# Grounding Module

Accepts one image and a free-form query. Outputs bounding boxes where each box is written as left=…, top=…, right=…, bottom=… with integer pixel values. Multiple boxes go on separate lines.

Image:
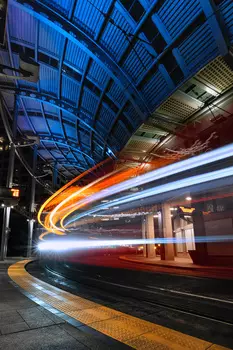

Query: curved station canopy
left=0, top=0, right=233, bottom=180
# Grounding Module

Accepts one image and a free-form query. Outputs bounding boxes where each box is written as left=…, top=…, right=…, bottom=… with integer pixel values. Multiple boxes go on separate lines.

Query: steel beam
left=12, top=0, right=148, bottom=121
left=0, top=85, right=116, bottom=155
left=0, top=95, right=19, bottom=260
left=199, top=0, right=229, bottom=56
left=27, top=144, right=37, bottom=257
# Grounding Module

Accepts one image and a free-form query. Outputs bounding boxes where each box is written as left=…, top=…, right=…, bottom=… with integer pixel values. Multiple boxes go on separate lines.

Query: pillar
left=0, top=96, right=18, bottom=260
left=27, top=144, right=37, bottom=257
left=145, top=214, right=155, bottom=258
left=161, top=203, right=174, bottom=260
left=192, top=209, right=207, bottom=264
left=141, top=217, right=146, bottom=257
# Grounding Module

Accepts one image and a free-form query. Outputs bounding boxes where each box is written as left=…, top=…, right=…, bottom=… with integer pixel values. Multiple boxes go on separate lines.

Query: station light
left=11, top=188, right=20, bottom=198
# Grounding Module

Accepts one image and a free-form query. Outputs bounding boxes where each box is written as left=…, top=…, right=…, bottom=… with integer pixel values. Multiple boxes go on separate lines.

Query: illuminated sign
left=179, top=206, right=195, bottom=214
left=11, top=188, right=20, bottom=197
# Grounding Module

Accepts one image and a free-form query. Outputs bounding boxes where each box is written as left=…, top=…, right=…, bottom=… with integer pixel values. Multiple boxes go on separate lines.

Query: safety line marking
left=8, top=260, right=229, bottom=350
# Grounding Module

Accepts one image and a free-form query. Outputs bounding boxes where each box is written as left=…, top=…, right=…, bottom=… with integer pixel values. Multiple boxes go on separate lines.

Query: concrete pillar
left=192, top=209, right=207, bottom=264
left=145, top=214, right=155, bottom=258
left=141, top=217, right=146, bottom=257
left=161, top=203, right=174, bottom=260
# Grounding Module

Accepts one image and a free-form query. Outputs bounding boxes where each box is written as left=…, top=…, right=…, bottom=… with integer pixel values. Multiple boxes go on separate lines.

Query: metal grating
left=196, top=56, right=233, bottom=93
left=157, top=97, right=198, bottom=121
left=126, top=139, right=154, bottom=152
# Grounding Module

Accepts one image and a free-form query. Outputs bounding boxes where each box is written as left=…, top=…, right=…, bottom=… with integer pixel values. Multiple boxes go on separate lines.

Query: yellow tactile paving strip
left=8, top=260, right=229, bottom=350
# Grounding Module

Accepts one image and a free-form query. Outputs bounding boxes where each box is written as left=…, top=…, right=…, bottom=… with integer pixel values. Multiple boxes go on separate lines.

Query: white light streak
left=64, top=143, right=233, bottom=227
left=67, top=165, right=233, bottom=225
left=38, top=235, right=233, bottom=252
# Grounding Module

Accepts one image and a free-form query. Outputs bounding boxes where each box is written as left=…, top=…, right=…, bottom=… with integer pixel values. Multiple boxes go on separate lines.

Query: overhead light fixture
left=186, top=196, right=192, bottom=201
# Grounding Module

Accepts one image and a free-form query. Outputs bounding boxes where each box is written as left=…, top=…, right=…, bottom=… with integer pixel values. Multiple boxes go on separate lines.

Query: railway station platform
left=119, top=255, right=233, bottom=280
left=0, top=259, right=230, bottom=350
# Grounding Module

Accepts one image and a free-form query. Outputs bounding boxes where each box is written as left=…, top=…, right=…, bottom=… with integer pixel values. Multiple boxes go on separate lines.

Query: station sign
left=11, top=188, right=20, bottom=197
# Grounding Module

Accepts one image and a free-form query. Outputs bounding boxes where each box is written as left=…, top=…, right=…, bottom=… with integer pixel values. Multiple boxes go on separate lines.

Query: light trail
left=65, top=165, right=233, bottom=226
left=38, top=143, right=233, bottom=236
left=49, top=168, right=121, bottom=232
left=62, top=143, right=233, bottom=227
left=37, top=235, right=233, bottom=252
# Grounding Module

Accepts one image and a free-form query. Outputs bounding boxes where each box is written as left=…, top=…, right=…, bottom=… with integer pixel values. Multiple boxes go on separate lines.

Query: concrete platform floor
left=0, top=259, right=129, bottom=350
left=5, top=259, right=230, bottom=350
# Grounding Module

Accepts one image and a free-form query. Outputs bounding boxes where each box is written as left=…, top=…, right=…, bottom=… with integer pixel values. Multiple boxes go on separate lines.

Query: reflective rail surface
left=8, top=260, right=229, bottom=350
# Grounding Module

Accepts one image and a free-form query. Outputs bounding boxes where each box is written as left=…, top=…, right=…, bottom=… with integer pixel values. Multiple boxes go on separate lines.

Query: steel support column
left=27, top=144, right=37, bottom=258
left=52, top=161, right=58, bottom=190
left=0, top=96, right=19, bottom=260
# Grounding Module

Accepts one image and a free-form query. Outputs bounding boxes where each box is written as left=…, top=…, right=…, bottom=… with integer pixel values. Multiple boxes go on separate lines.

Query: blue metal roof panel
left=107, top=81, right=126, bottom=106
left=29, top=116, right=49, bottom=133
left=42, top=103, right=59, bottom=117
left=81, top=88, right=99, bottom=115
left=124, top=103, right=141, bottom=129
left=178, top=22, right=218, bottom=72
left=61, top=75, right=80, bottom=105
left=73, top=0, right=111, bottom=38
left=98, top=104, right=115, bottom=127
left=141, top=70, right=169, bottom=111
left=8, top=5, right=36, bottom=46
left=122, top=41, right=153, bottom=84
left=40, top=65, right=59, bottom=96
left=220, top=0, right=233, bottom=43
left=87, top=61, right=109, bottom=88
left=39, top=22, right=65, bottom=58
left=42, top=0, right=74, bottom=16
left=2, top=0, right=233, bottom=178
left=65, top=41, right=88, bottom=73
left=64, top=124, right=77, bottom=141
left=17, top=114, right=32, bottom=133
left=100, top=7, right=133, bottom=61
left=61, top=110, right=77, bottom=124
left=46, top=119, right=63, bottom=137
left=21, top=97, right=41, bottom=112
left=158, top=0, right=202, bottom=39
